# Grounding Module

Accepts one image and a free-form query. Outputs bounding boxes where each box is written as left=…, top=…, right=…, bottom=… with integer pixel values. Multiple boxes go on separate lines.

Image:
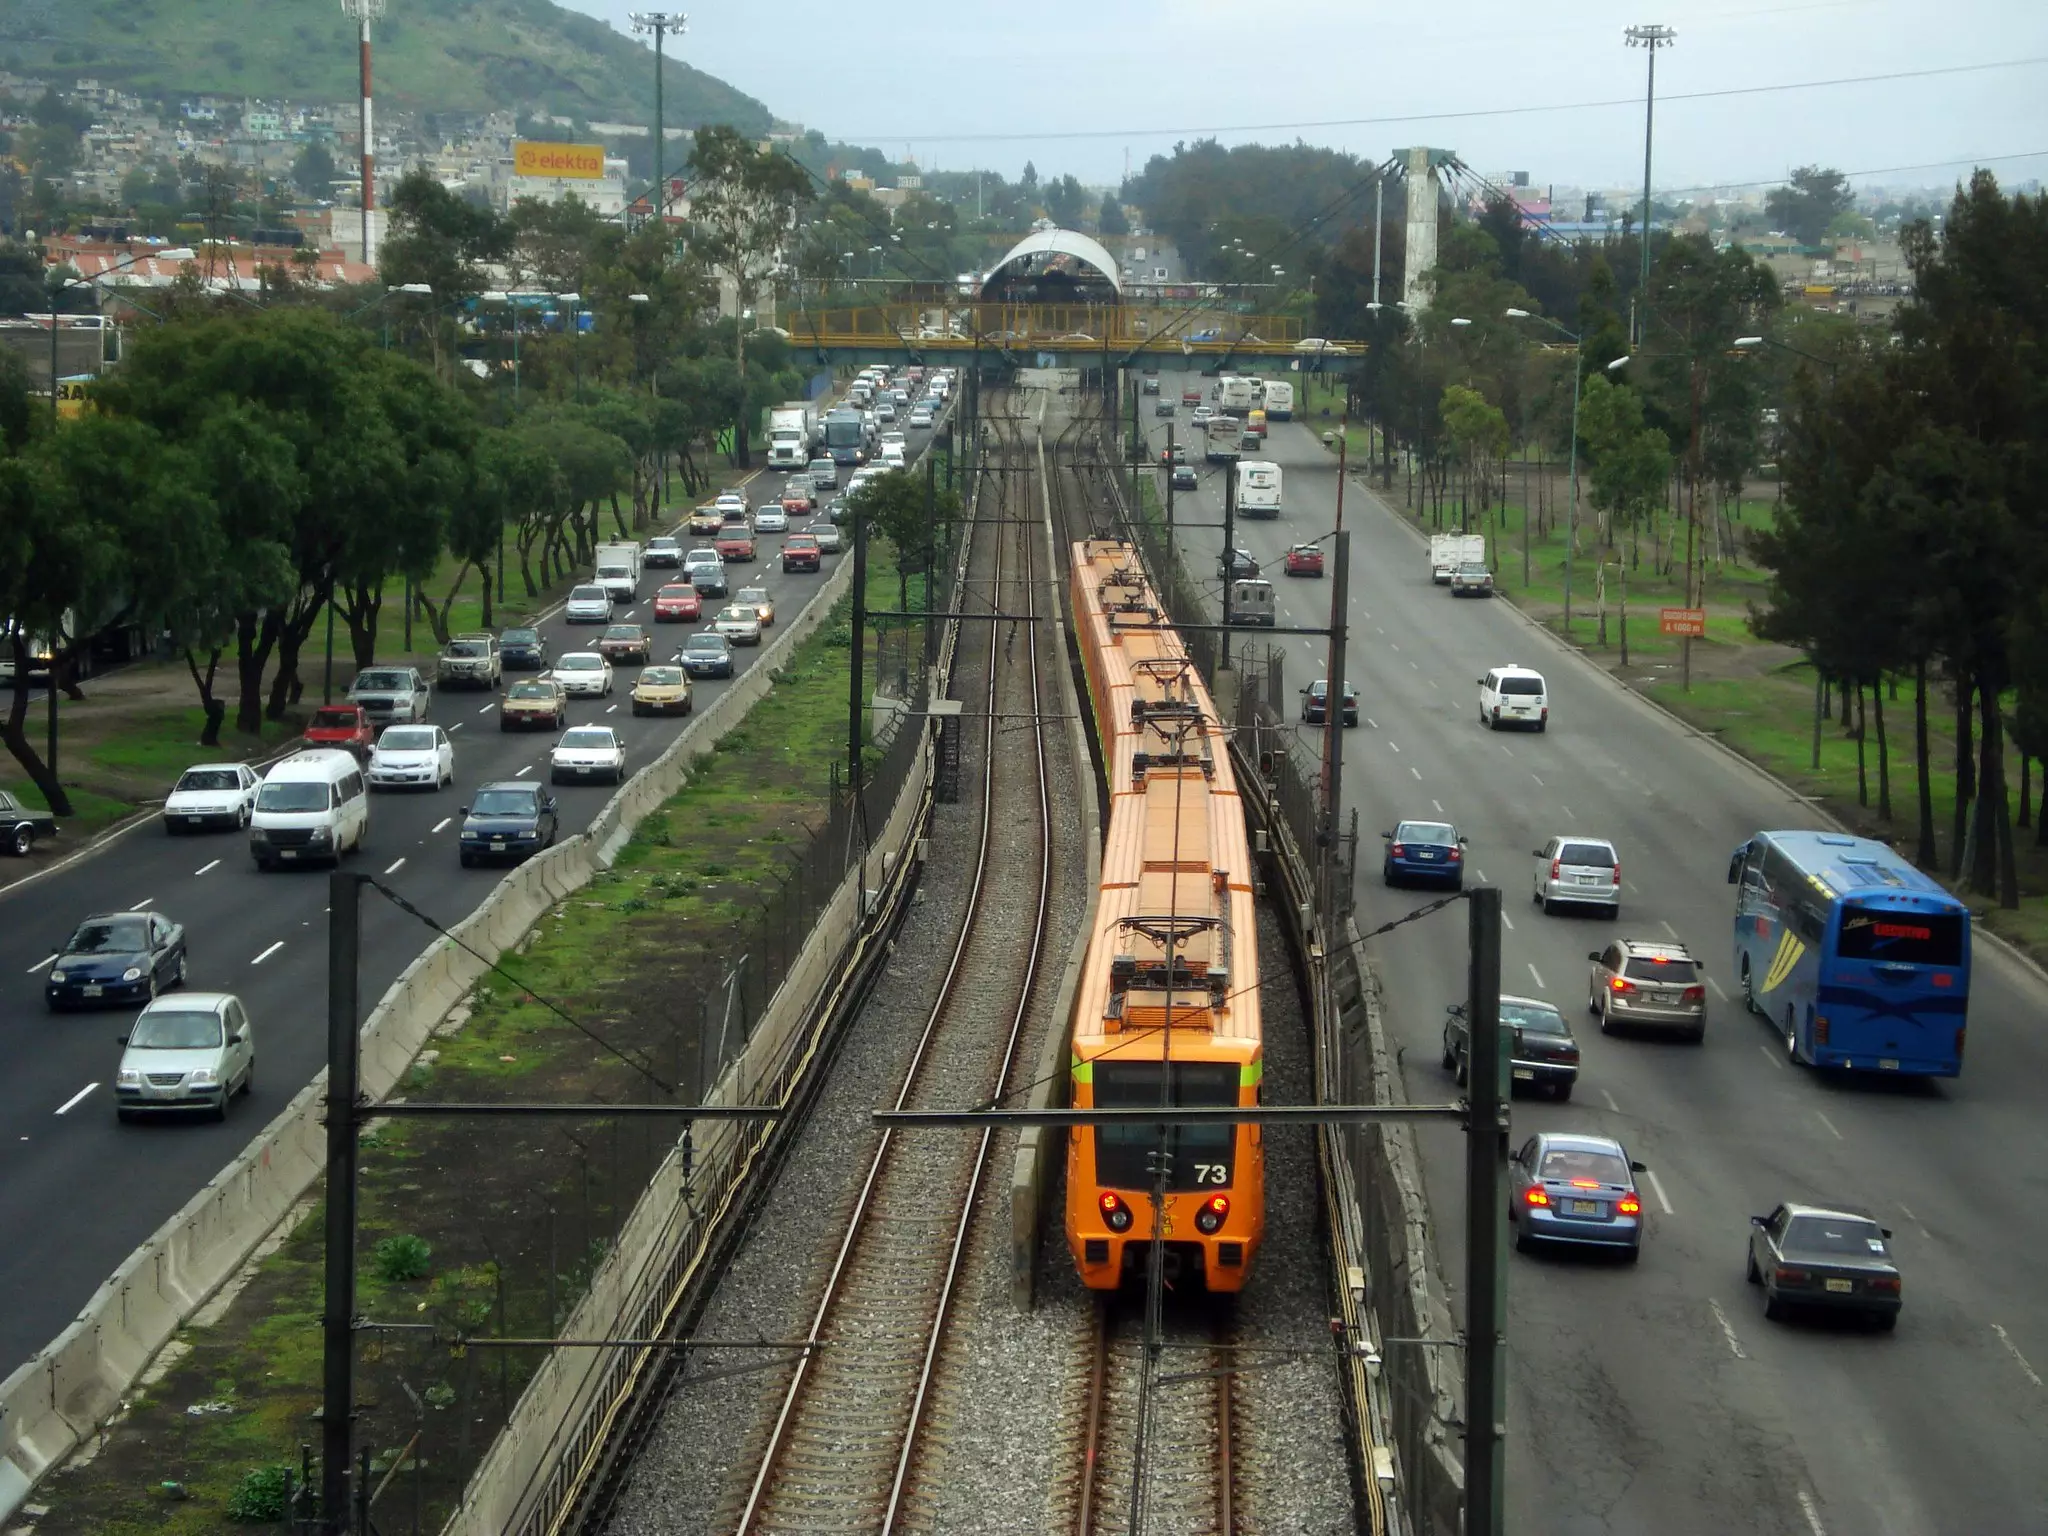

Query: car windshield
left=640, top=667, right=684, bottom=686
left=603, top=626, right=641, bottom=641
left=1500, top=675, right=1545, bottom=695
left=355, top=671, right=410, bottom=691
left=503, top=629, right=539, bottom=644
left=311, top=708, right=359, bottom=730
left=67, top=917, right=148, bottom=954
left=649, top=539, right=678, bottom=550
left=560, top=729, right=614, bottom=749
left=1396, top=822, right=1455, bottom=845
left=685, top=635, right=726, bottom=653
left=1503, top=1000, right=1571, bottom=1038
left=1458, top=565, right=1489, bottom=576
left=738, top=589, right=768, bottom=604
left=659, top=586, right=693, bottom=599
left=129, top=1010, right=224, bottom=1050
left=558, top=655, right=601, bottom=670
left=508, top=684, right=554, bottom=700
left=444, top=641, right=485, bottom=657
left=257, top=781, right=332, bottom=812
left=175, top=769, right=240, bottom=792
left=1624, top=954, right=1699, bottom=982
left=1560, top=842, right=1616, bottom=868
left=471, top=789, right=537, bottom=816
left=378, top=728, right=435, bottom=752
left=570, top=586, right=607, bottom=602
left=1784, top=1215, right=1889, bottom=1258
left=1538, top=1146, right=1631, bottom=1185
left=724, top=607, right=758, bottom=623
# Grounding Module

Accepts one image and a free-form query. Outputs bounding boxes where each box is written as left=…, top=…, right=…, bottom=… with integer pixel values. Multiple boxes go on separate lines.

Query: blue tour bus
left=823, top=408, right=866, bottom=467
left=1727, top=830, right=1971, bottom=1076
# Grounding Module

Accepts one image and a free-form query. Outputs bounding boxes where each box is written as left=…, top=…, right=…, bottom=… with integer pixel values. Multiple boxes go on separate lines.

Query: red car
left=1181, top=386, right=1202, bottom=406
left=780, top=489, right=811, bottom=517
left=716, top=530, right=758, bottom=562
left=782, top=534, right=822, bottom=573
left=1284, top=543, right=1326, bottom=578
left=653, top=583, right=702, bottom=622
left=304, top=703, right=374, bottom=758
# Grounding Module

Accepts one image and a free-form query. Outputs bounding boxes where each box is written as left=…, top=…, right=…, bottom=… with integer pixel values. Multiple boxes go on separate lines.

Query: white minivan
left=1479, top=665, right=1549, bottom=731
left=249, top=749, right=369, bottom=869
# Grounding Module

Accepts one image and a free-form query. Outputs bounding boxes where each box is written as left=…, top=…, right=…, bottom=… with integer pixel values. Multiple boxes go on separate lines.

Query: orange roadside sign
left=1659, top=607, right=1706, bottom=637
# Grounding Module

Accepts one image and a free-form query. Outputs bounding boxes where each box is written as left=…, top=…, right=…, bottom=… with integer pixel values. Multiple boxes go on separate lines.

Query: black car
left=1219, top=548, right=1259, bottom=581
left=1442, top=995, right=1581, bottom=1100
left=1302, top=679, right=1359, bottom=727
left=0, top=786, right=57, bottom=856
left=677, top=632, right=736, bottom=679
left=458, top=782, right=560, bottom=867
left=1170, top=464, right=1198, bottom=491
left=500, top=627, right=550, bottom=671
left=1748, top=1203, right=1903, bottom=1328
left=46, top=910, right=187, bottom=1010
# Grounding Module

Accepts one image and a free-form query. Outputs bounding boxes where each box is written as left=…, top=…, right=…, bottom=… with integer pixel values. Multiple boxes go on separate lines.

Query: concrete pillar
left=1402, top=146, right=1440, bottom=312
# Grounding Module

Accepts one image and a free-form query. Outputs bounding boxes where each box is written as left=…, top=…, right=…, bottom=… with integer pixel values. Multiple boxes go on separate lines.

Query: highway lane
left=1142, top=399, right=2048, bottom=1535
left=0, top=402, right=948, bottom=1375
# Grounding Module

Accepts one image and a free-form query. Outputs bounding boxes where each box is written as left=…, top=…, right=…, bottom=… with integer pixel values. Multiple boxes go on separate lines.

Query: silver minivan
left=1533, top=835, right=1621, bottom=917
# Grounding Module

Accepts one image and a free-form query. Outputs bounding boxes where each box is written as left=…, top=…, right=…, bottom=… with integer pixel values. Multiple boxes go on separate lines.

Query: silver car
left=1533, top=835, right=1621, bottom=917
left=115, top=993, right=256, bottom=1122
left=565, top=584, right=614, bottom=624
left=1588, top=938, right=1706, bottom=1039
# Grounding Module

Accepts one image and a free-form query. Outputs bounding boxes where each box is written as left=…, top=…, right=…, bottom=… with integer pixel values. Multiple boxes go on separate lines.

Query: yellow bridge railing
left=776, top=304, right=1363, bottom=360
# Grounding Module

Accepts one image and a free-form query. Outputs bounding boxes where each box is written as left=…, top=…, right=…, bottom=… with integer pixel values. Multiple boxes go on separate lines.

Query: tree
left=1044, top=174, right=1087, bottom=229
left=380, top=167, right=508, bottom=299
left=1766, top=166, right=1854, bottom=248
left=292, top=141, right=338, bottom=201
left=849, top=467, right=961, bottom=613
left=1438, top=385, right=1508, bottom=532
left=1576, top=375, right=1671, bottom=551
left=1099, top=192, right=1129, bottom=237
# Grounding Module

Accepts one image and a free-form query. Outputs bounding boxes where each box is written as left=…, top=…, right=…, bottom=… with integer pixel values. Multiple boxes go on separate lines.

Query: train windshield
left=1092, top=1060, right=1240, bottom=1192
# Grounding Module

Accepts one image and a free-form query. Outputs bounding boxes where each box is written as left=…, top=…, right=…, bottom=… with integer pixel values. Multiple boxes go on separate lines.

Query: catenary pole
left=1464, top=885, right=1507, bottom=1536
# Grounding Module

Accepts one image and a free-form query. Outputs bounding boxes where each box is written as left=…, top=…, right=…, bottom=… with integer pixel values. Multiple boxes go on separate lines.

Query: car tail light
left=1814, top=1016, right=1830, bottom=1045
left=1612, top=861, right=1621, bottom=884
left=1389, top=843, right=1405, bottom=856
left=1868, top=1275, right=1901, bottom=1294
left=1774, top=1266, right=1808, bottom=1285
left=1617, top=1193, right=1642, bottom=1215
left=1524, top=1186, right=1550, bottom=1208
left=1195, top=1194, right=1230, bottom=1234
left=1681, top=985, right=1705, bottom=1003
left=1541, top=707, right=1549, bottom=719
left=1609, top=976, right=1634, bottom=994
left=1549, top=857, right=1561, bottom=882
left=1448, top=848, right=1462, bottom=861
left=1099, top=1192, right=1135, bottom=1232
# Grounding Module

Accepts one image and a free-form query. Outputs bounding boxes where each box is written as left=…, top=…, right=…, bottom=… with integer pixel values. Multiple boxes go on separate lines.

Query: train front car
left=1064, top=540, right=1266, bottom=1294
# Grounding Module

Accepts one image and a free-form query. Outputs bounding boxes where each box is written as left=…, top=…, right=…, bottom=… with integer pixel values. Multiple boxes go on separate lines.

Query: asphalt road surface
left=0, top=406, right=946, bottom=1377
left=1144, top=399, right=2048, bottom=1536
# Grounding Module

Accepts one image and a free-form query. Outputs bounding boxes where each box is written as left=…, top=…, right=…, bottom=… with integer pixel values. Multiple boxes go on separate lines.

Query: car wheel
left=116, top=1107, right=137, bottom=1124
left=1536, top=720, right=1547, bottom=733
left=1383, top=867, right=1397, bottom=887
left=241, top=1061, right=255, bottom=1096
left=459, top=851, right=475, bottom=868
left=173, top=952, right=187, bottom=988
left=1873, top=1312, right=1898, bottom=1333
left=1441, top=1035, right=1457, bottom=1071
left=1746, top=1249, right=1761, bottom=1284
left=164, top=820, right=182, bottom=837
left=210, top=1091, right=229, bottom=1124
left=1454, top=1053, right=1469, bottom=1088
left=1589, top=991, right=1603, bottom=1019
left=1687, top=1025, right=1706, bottom=1045
left=1763, top=1290, right=1787, bottom=1322
left=1539, top=895, right=1554, bottom=916
left=145, top=970, right=159, bottom=1002
left=7, top=824, right=32, bottom=856
left=1785, top=1010, right=1801, bottom=1065
left=238, top=805, right=251, bottom=830
left=1740, top=957, right=1759, bottom=1015
left=1620, top=1245, right=1640, bottom=1265
left=500, top=720, right=513, bottom=732
left=1514, top=1226, right=1536, bottom=1255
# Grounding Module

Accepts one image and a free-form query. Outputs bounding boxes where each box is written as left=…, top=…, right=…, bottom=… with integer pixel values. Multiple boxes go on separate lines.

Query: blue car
left=1509, top=1132, right=1647, bottom=1260
left=1383, top=819, right=1466, bottom=887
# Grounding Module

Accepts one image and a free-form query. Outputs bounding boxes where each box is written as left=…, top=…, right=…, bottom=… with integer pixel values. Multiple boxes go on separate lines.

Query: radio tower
left=340, top=0, right=387, bottom=269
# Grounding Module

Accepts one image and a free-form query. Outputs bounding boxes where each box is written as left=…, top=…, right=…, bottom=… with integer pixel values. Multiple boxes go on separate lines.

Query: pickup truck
left=305, top=703, right=375, bottom=759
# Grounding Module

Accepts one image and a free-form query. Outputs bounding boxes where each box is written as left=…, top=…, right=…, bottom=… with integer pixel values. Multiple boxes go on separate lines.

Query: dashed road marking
left=1600, top=1088, right=1620, bottom=1112
left=1645, top=1169, right=1675, bottom=1215
left=1815, top=1111, right=1844, bottom=1141
left=1797, top=1489, right=1827, bottom=1536
left=1500, top=912, right=1513, bottom=931
left=1708, top=1298, right=1749, bottom=1361
left=1661, top=919, right=1679, bottom=938
left=251, top=940, right=285, bottom=966
left=1410, top=766, right=1421, bottom=780
left=1475, top=868, right=1487, bottom=883
left=449, top=722, right=464, bottom=732
left=54, top=1082, right=98, bottom=1115
left=431, top=817, right=452, bottom=834
left=1707, top=975, right=1728, bottom=1000
left=1530, top=773, right=1543, bottom=786
left=128, top=896, right=154, bottom=911
left=1389, top=642, right=1399, bottom=652
left=194, top=859, right=221, bottom=876
left=1992, top=1323, right=2043, bottom=1389
left=515, top=764, right=533, bottom=776
left=26, top=954, right=55, bottom=973
left=1366, top=717, right=1379, bottom=730
left=1432, top=800, right=1444, bottom=814
left=1388, top=741, right=1400, bottom=753
left=606, top=704, right=619, bottom=714
left=1500, top=743, right=1515, bottom=757
left=1760, top=1044, right=1785, bottom=1070
left=383, top=858, right=406, bottom=875
left=1527, top=963, right=1545, bottom=989
left=477, top=703, right=495, bottom=715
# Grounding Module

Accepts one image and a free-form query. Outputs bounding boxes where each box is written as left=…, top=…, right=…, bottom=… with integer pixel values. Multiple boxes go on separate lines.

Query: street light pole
left=1625, top=24, right=1676, bottom=348
left=629, top=13, right=686, bottom=241
left=1506, top=308, right=1586, bottom=638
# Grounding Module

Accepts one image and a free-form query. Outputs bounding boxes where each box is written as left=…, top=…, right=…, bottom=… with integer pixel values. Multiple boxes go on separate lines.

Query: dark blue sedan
left=46, top=911, right=188, bottom=1011
left=1382, top=819, right=1466, bottom=887
left=1509, top=1132, right=1647, bottom=1260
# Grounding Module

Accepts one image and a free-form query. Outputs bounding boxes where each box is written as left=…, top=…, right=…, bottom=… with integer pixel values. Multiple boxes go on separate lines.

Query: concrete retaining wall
left=0, top=528, right=862, bottom=1524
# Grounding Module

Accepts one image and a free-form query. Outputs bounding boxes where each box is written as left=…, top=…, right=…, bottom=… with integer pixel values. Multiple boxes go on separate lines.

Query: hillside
left=0, top=0, right=769, bottom=132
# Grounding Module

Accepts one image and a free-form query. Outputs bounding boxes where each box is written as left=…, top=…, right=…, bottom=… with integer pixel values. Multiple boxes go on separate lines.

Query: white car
left=909, top=406, right=934, bottom=428
left=714, top=492, right=746, bottom=516
left=754, top=505, right=789, bottom=533
left=115, top=992, right=255, bottom=1122
left=881, top=430, right=908, bottom=451
left=565, top=584, right=613, bottom=624
left=879, top=444, right=906, bottom=469
left=552, top=652, right=615, bottom=698
left=877, top=401, right=897, bottom=423
left=162, top=762, right=260, bottom=833
left=550, top=726, right=626, bottom=785
left=366, top=723, right=454, bottom=791
left=1479, top=664, right=1549, bottom=732
left=812, top=523, right=844, bottom=554
left=714, top=605, right=764, bottom=646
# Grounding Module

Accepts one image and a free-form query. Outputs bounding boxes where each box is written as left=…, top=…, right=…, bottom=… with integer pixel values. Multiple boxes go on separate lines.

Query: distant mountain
left=0, top=0, right=769, bottom=132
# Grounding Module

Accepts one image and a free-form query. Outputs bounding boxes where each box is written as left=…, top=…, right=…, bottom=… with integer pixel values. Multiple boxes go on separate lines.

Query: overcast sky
left=561, top=0, right=2047, bottom=198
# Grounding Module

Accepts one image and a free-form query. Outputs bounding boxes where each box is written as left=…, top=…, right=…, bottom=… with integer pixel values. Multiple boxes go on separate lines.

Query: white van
left=249, top=750, right=369, bottom=869
left=1478, top=665, right=1549, bottom=731
left=1228, top=578, right=1276, bottom=627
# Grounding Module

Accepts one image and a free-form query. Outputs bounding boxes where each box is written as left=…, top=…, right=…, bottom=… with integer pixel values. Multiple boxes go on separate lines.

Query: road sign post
left=1658, top=608, right=1705, bottom=637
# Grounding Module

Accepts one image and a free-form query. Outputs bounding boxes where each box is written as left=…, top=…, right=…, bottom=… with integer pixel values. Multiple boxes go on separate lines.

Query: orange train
left=1063, top=539, right=1265, bottom=1293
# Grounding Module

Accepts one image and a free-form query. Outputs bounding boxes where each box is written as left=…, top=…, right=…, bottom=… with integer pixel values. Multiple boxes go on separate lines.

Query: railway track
left=729, top=401, right=1056, bottom=1533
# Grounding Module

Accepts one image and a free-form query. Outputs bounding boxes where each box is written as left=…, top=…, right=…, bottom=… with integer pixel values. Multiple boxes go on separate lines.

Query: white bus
left=1236, top=460, right=1283, bottom=519
left=1204, top=415, right=1244, bottom=464
left=1217, top=374, right=1258, bottom=416
left=1262, top=380, right=1294, bottom=420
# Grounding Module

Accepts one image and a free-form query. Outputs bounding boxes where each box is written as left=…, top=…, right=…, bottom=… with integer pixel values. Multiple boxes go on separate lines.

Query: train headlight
left=1195, top=1194, right=1231, bottom=1235
left=1098, top=1192, right=1133, bottom=1233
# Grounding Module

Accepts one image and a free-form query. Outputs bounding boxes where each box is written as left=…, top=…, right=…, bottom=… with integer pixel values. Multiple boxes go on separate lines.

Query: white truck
left=767, top=403, right=814, bottom=468
left=1217, top=374, right=1258, bottom=417
left=1262, top=379, right=1295, bottom=420
left=1236, top=460, right=1283, bottom=519
left=594, top=541, right=643, bottom=602
left=1429, top=533, right=1487, bottom=585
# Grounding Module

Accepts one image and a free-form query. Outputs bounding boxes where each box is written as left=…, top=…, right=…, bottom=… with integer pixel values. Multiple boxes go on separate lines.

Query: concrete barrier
left=0, top=518, right=864, bottom=1524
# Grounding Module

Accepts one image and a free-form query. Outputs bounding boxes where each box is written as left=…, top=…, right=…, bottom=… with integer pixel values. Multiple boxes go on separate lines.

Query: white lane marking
left=1992, top=1323, right=2044, bottom=1389
left=1815, top=1111, right=1844, bottom=1141
left=606, top=704, right=619, bottom=714
left=1388, top=741, right=1400, bottom=753
left=515, top=764, right=533, bottom=776
left=251, top=940, right=285, bottom=966
left=1527, top=963, right=1545, bottom=989
left=1500, top=912, right=1514, bottom=931
left=1797, top=1489, right=1827, bottom=1536
left=1530, top=773, right=1543, bottom=786
left=1500, top=743, right=1515, bottom=757
left=194, top=858, right=221, bottom=876
left=54, top=1082, right=98, bottom=1116
left=1898, top=1202, right=1916, bottom=1221
left=1389, top=642, right=1399, bottom=652
left=1475, top=868, right=1487, bottom=883
left=1600, top=1088, right=1620, bottom=1112
left=1707, top=976, right=1728, bottom=1000
left=23, top=948, right=64, bottom=975
left=449, top=722, right=464, bottom=732
left=1562, top=805, right=1573, bottom=820
left=624, top=610, right=636, bottom=620
left=431, top=817, right=452, bottom=834
left=1432, top=800, right=1444, bottom=813
left=477, top=703, right=495, bottom=715
left=1644, top=1169, right=1675, bottom=1215
left=383, top=858, right=406, bottom=875
left=1760, top=1044, right=1785, bottom=1070
left=1661, top=919, right=1679, bottom=938
left=1410, top=660, right=1418, bottom=670
left=1366, top=717, right=1379, bottom=730
left=1430, top=678, right=1439, bottom=689
left=1410, top=767, right=1421, bottom=780
left=1376, top=626, right=1385, bottom=636
left=1708, top=1298, right=1750, bottom=1362
left=128, top=896, right=154, bottom=911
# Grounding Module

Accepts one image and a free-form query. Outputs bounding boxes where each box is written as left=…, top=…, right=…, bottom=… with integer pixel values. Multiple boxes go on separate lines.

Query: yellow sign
left=513, top=140, right=605, bottom=180
left=55, top=378, right=91, bottom=419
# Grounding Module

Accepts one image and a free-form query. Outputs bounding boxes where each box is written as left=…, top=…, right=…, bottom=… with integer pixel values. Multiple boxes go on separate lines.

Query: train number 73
left=1193, top=1162, right=1230, bottom=1185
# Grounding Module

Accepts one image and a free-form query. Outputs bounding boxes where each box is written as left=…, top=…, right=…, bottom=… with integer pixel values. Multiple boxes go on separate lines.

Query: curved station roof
left=979, top=228, right=1123, bottom=304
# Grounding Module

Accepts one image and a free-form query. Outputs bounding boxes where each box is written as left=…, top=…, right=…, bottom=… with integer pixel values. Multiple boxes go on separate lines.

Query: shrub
left=226, top=1464, right=293, bottom=1522
left=373, top=1234, right=433, bottom=1283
